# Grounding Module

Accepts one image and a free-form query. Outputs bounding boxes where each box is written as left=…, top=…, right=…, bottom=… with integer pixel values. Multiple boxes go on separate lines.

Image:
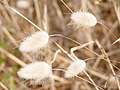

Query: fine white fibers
left=65, top=59, right=86, bottom=78
left=19, top=31, right=49, bottom=52
left=17, top=62, right=52, bottom=81
left=16, top=0, right=31, bottom=9
left=70, top=12, right=97, bottom=27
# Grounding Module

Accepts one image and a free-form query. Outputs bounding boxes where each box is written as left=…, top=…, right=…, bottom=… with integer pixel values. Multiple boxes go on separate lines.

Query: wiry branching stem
left=83, top=70, right=99, bottom=90
left=95, top=40, right=120, bottom=90
left=52, top=69, right=103, bottom=90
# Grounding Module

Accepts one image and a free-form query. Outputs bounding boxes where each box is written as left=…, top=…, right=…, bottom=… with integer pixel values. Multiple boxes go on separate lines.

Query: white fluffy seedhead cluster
left=70, top=12, right=97, bottom=27
left=19, top=31, right=49, bottom=52
left=17, top=62, right=52, bottom=84
left=65, top=59, right=86, bottom=78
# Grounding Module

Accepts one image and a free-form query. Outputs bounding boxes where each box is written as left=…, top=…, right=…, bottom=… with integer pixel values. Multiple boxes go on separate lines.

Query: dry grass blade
left=112, top=0, right=120, bottom=25
left=95, top=40, right=120, bottom=90
left=43, top=0, right=48, bottom=31
left=11, top=8, right=43, bottom=31
left=0, top=0, right=43, bottom=31
left=0, top=82, right=9, bottom=90
left=113, top=38, right=120, bottom=45
left=0, top=47, right=26, bottom=66
left=60, top=0, right=73, bottom=13
left=83, top=70, right=99, bottom=90
left=33, top=0, right=41, bottom=26
left=2, top=27, right=18, bottom=46
left=3, top=0, right=21, bottom=30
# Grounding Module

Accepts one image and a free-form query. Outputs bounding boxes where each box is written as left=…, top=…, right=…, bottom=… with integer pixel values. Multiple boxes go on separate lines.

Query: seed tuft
left=65, top=59, right=86, bottom=78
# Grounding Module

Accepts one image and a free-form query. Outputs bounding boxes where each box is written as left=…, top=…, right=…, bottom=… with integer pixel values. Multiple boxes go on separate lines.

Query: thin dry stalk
left=33, top=0, right=41, bottom=26
left=51, top=49, right=61, bottom=64
left=93, top=48, right=120, bottom=69
left=4, top=0, right=21, bottom=30
left=2, top=27, right=18, bottom=46
left=53, top=69, right=103, bottom=90
left=70, top=41, right=94, bottom=60
left=0, top=47, right=26, bottom=66
left=0, top=0, right=43, bottom=31
left=80, top=0, right=87, bottom=11
left=112, top=0, right=120, bottom=25
left=2, top=26, right=33, bottom=62
left=0, top=82, right=9, bottom=90
left=83, top=70, right=99, bottom=90
left=43, top=0, right=48, bottom=31
left=0, top=3, right=11, bottom=23
left=51, top=39, right=76, bottom=61
left=51, top=75, right=55, bottom=90
left=87, top=69, right=109, bottom=81
left=60, top=0, right=73, bottom=13
left=113, top=38, right=120, bottom=45
left=95, top=40, right=120, bottom=90
left=11, top=7, right=43, bottom=31
left=53, top=0, right=66, bottom=31
left=51, top=34, right=120, bottom=72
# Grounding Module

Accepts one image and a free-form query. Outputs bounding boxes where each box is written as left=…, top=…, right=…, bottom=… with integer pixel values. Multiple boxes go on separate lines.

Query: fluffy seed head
left=16, top=0, right=31, bottom=9
left=65, top=59, right=86, bottom=78
left=71, top=12, right=97, bottom=27
left=19, top=31, right=49, bottom=52
left=17, top=62, right=52, bottom=82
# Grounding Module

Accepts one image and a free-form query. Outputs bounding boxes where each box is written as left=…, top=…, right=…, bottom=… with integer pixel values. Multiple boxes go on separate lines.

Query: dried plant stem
left=2, top=27, right=33, bottom=62
left=52, top=69, right=103, bottom=90
left=87, top=69, right=109, bottom=81
left=2, top=27, right=18, bottom=46
left=52, top=75, right=67, bottom=84
left=0, top=66, right=29, bottom=89
left=0, top=3, right=11, bottom=23
left=0, top=47, right=26, bottom=66
left=51, top=74, right=55, bottom=90
left=70, top=41, right=94, bottom=60
left=112, top=0, right=120, bottom=25
left=33, top=0, right=41, bottom=26
left=51, top=39, right=75, bottom=61
left=98, top=22, right=117, bottom=39
left=95, top=40, right=120, bottom=90
left=113, top=38, right=120, bottom=45
left=81, top=0, right=87, bottom=11
left=51, top=49, right=61, bottom=64
left=0, top=82, right=9, bottom=90
left=50, top=34, right=120, bottom=71
left=11, top=8, right=43, bottom=31
left=83, top=70, right=99, bottom=90
left=43, top=0, right=48, bottom=31
left=93, top=48, right=120, bottom=69
left=4, top=0, right=21, bottom=31
left=0, top=0, right=43, bottom=31
left=50, top=34, right=81, bottom=44
left=60, top=0, right=73, bottom=13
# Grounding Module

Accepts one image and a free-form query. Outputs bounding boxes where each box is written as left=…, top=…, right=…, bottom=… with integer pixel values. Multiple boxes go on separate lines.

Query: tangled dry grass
left=0, top=0, right=120, bottom=90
